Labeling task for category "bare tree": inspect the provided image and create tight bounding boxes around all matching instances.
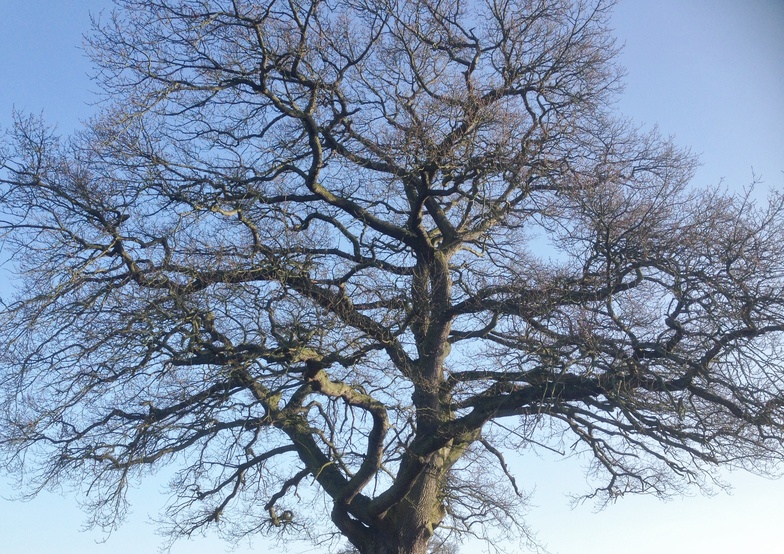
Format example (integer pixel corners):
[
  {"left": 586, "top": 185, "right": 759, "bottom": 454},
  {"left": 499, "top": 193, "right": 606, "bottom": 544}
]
[{"left": 2, "top": 1, "right": 784, "bottom": 553}]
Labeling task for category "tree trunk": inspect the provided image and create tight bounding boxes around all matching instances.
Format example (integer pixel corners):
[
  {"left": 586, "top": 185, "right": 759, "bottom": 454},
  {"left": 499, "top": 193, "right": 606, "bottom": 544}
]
[
  {"left": 336, "top": 452, "right": 449, "bottom": 554},
  {"left": 353, "top": 531, "right": 431, "bottom": 554}
]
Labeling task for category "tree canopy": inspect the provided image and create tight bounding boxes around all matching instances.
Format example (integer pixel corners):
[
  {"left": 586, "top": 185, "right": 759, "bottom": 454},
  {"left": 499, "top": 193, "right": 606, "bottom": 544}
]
[{"left": 2, "top": 0, "right": 784, "bottom": 553}]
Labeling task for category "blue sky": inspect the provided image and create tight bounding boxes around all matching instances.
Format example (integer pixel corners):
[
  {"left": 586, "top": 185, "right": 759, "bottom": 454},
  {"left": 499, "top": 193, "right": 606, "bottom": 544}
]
[{"left": 1, "top": 1, "right": 783, "bottom": 553}]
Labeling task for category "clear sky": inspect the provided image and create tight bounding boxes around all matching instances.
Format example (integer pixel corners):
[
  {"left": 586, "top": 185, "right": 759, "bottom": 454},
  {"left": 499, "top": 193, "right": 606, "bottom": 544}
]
[{"left": 1, "top": 1, "right": 783, "bottom": 553}]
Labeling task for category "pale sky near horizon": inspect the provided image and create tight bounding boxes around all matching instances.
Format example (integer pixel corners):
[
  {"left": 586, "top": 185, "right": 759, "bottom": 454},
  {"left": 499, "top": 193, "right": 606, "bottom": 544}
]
[{"left": 1, "top": 1, "right": 783, "bottom": 553}]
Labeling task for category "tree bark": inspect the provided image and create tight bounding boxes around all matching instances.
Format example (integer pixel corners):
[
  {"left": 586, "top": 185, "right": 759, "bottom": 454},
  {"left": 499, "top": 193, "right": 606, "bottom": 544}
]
[{"left": 338, "top": 458, "right": 448, "bottom": 554}]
